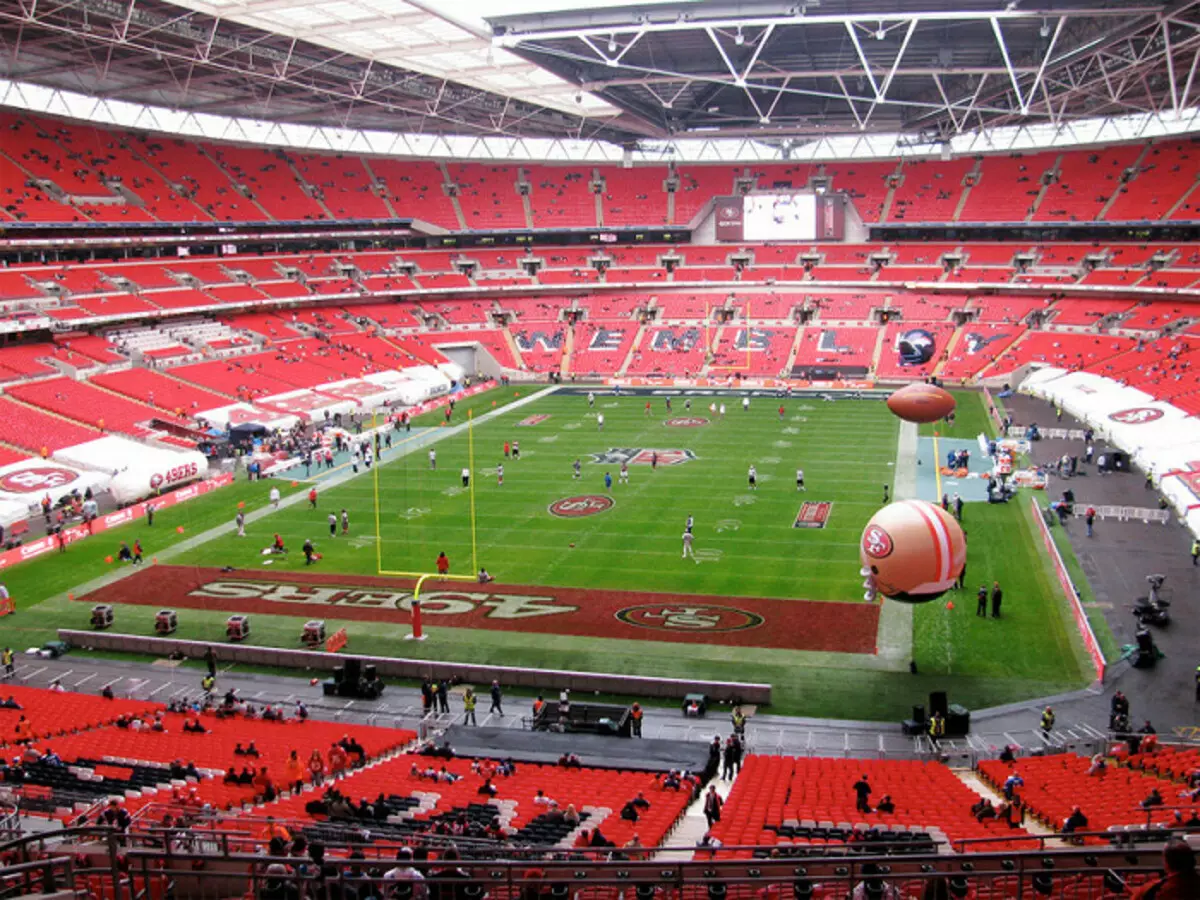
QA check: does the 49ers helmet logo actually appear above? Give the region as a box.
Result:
[0,467,77,493]
[548,495,614,518]
[616,604,763,632]
[1109,407,1164,424]
[589,448,697,466]
[862,524,894,559]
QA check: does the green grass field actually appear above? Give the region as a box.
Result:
[11,386,1098,720]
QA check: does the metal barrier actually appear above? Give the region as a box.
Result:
[57,631,771,705]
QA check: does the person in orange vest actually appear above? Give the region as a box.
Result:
[630,702,644,738]
[284,750,304,793]
[261,816,290,843]
[532,695,545,719]
[308,487,318,509]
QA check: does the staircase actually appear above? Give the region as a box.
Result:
[1098,144,1152,221]
[952,161,983,222]
[198,146,275,220]
[878,162,904,222]
[617,324,647,377]
[519,168,535,229]
[653,778,737,860]
[930,326,964,378]
[1024,155,1063,222]
[284,157,336,219]
[1163,176,1200,221]
[439,162,467,229]
[361,159,399,218]
[560,324,575,378]
[502,328,525,371]
[869,326,890,376]
[953,770,1060,843]
[783,326,806,374]
[975,330,1029,379]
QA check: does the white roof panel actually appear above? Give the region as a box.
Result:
[161,0,620,119]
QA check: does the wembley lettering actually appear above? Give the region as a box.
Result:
[187,581,579,618]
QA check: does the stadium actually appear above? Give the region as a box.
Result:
[1,0,1199,895]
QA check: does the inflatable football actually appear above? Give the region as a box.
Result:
[886,383,956,424]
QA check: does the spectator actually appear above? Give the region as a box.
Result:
[1132,840,1199,899]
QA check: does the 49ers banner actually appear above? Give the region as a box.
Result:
[0,474,233,572]
[0,460,110,511]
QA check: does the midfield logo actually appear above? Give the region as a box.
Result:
[589,448,697,466]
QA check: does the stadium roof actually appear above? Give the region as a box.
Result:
[0,0,1197,148]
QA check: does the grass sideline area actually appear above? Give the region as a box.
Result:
[12,386,1099,720]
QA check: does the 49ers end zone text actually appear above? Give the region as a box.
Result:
[75,565,879,654]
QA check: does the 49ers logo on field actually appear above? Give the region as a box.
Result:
[664,417,709,427]
[589,448,697,466]
[615,604,763,632]
[0,467,77,493]
[1108,407,1164,425]
[861,524,894,559]
[548,495,614,518]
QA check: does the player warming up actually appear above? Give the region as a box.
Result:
[619,462,630,485]
[682,530,695,560]
[429,449,437,470]
[496,464,504,486]
[796,468,805,491]
[573,459,582,479]
[748,464,758,490]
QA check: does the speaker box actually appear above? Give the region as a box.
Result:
[363,664,377,681]
[333,665,345,684]
[929,691,949,718]
[946,704,971,736]
[1110,450,1129,471]
[912,705,926,726]
[902,719,925,736]
[343,658,362,683]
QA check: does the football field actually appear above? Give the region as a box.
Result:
[15,386,1101,720]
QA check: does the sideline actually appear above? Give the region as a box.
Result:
[52,387,559,604]
[874,420,918,669]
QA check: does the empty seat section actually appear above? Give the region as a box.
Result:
[91,369,228,414]
[960,153,1057,222]
[0,395,102,452]
[793,326,877,372]
[710,325,796,377]
[510,326,567,373]
[654,295,712,320]
[0,343,61,379]
[978,752,1182,836]
[1034,145,1143,222]
[1119,301,1195,331]
[597,165,668,226]
[573,322,638,376]
[1,686,160,745]
[370,159,458,228]
[130,136,247,222]
[710,756,1030,858]
[810,293,881,321]
[970,295,1047,324]
[259,754,690,849]
[526,165,597,227]
[987,332,1136,376]
[172,358,298,399]
[884,292,964,321]
[1050,299,1136,327]
[341,302,422,328]
[822,161,895,222]
[673,166,742,224]
[292,154,390,219]
[204,143,326,221]
[625,325,707,376]
[888,158,973,222]
[7,378,182,435]
[0,153,72,223]
[940,325,1026,380]
[451,164,525,229]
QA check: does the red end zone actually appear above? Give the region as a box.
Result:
[76,566,880,654]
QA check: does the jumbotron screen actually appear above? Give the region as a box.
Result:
[743,192,817,241]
